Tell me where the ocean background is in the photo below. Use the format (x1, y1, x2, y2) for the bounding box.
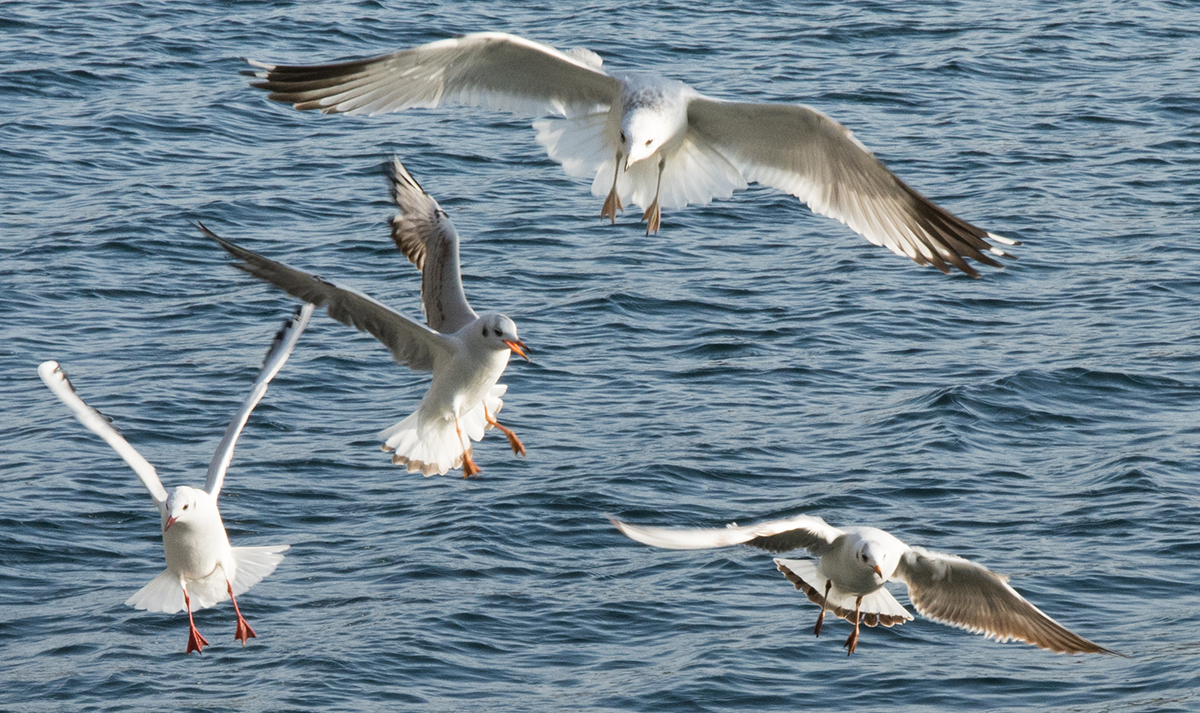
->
(4, 1, 1200, 710)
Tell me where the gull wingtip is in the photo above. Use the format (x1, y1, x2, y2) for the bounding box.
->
(37, 360, 61, 380)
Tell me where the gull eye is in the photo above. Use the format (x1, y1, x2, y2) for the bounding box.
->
(481, 325, 487, 337)
(619, 131, 626, 143)
(182, 504, 189, 511)
(645, 139, 653, 146)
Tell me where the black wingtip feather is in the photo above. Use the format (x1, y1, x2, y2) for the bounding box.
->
(262, 305, 306, 368)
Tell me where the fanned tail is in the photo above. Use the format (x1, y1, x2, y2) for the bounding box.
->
(126, 569, 185, 614)
(775, 558, 912, 627)
(534, 113, 612, 184)
(378, 385, 506, 476)
(231, 545, 289, 597)
(536, 114, 747, 213)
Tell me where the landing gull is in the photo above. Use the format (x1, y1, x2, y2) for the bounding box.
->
(37, 305, 311, 653)
(611, 515, 1117, 656)
(243, 31, 1018, 277)
(202, 159, 528, 477)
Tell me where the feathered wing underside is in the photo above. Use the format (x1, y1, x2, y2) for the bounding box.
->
(201, 223, 451, 372)
(386, 157, 478, 333)
(38, 361, 168, 515)
(204, 304, 313, 500)
(686, 98, 1017, 277)
(896, 547, 1115, 654)
(611, 515, 842, 554)
(775, 558, 912, 627)
(246, 32, 621, 119)
(379, 383, 506, 475)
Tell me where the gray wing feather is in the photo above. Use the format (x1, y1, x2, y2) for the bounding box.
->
(687, 98, 1017, 278)
(896, 547, 1116, 654)
(37, 361, 169, 516)
(245, 32, 621, 118)
(386, 157, 478, 334)
(204, 303, 313, 501)
(201, 223, 451, 371)
(611, 515, 842, 555)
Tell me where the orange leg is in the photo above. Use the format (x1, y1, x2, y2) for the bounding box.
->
(455, 418, 481, 478)
(183, 588, 209, 654)
(843, 595, 863, 656)
(601, 150, 623, 223)
(642, 157, 665, 235)
(484, 406, 526, 456)
(227, 580, 257, 645)
(813, 580, 832, 637)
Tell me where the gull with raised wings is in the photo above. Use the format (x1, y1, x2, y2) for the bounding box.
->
(244, 32, 1017, 276)
(202, 160, 527, 477)
(611, 515, 1117, 656)
(37, 305, 311, 653)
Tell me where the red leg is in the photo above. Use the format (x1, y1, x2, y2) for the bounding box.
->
(814, 580, 832, 637)
(227, 580, 257, 645)
(183, 589, 209, 654)
(843, 595, 863, 655)
(484, 406, 526, 456)
(456, 418, 481, 478)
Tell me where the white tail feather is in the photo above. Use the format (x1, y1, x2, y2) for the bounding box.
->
(126, 569, 185, 614)
(379, 385, 507, 476)
(231, 544, 289, 597)
(775, 557, 913, 624)
(125, 545, 288, 613)
(534, 113, 613, 184)
(536, 114, 748, 213)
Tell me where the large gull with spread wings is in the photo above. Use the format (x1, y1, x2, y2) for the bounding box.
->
(612, 515, 1117, 656)
(37, 305, 310, 653)
(245, 32, 1017, 277)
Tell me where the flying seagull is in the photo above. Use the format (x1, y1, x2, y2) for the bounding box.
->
(244, 32, 1017, 277)
(611, 515, 1117, 656)
(202, 162, 527, 476)
(37, 305, 310, 653)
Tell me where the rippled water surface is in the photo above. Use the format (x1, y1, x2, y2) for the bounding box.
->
(4, 1, 1200, 711)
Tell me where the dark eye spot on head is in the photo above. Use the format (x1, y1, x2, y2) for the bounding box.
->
(183, 504, 189, 510)
(645, 139, 653, 146)
(481, 325, 487, 337)
(620, 131, 627, 143)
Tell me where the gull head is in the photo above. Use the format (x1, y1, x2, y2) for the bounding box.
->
(854, 539, 893, 583)
(163, 486, 212, 533)
(621, 109, 677, 169)
(620, 78, 688, 169)
(477, 314, 528, 361)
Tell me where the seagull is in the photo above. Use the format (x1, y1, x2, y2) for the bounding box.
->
(243, 31, 1018, 277)
(37, 305, 311, 653)
(201, 163, 527, 477)
(611, 515, 1117, 656)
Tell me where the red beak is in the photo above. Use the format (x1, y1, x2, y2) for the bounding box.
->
(503, 339, 529, 361)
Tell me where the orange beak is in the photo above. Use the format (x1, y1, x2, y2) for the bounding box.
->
(873, 565, 883, 577)
(503, 339, 529, 361)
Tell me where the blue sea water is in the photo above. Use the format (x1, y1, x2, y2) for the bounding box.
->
(4, 1, 1200, 710)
